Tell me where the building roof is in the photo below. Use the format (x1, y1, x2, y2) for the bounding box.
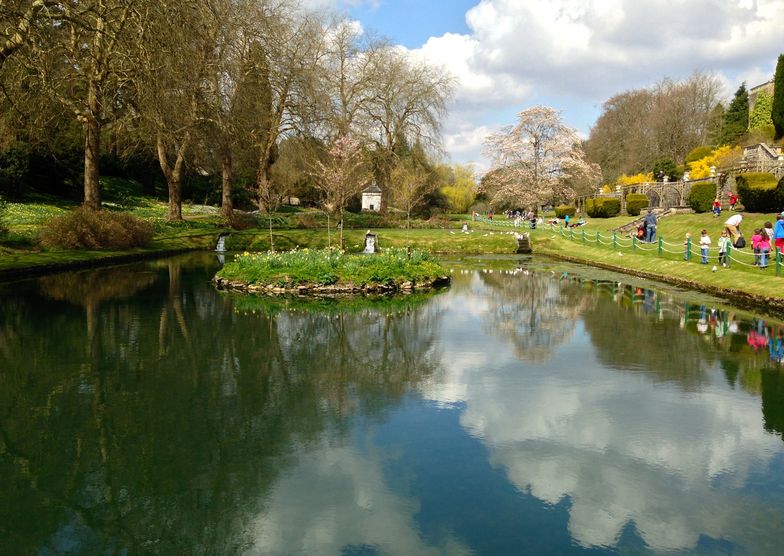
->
(362, 183, 382, 194)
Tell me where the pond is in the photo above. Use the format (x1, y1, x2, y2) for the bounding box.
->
(1, 253, 783, 555)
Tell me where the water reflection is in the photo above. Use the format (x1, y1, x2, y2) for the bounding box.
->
(0, 255, 444, 555)
(2, 256, 784, 554)
(426, 265, 784, 552)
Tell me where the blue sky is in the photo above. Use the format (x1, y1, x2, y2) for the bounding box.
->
(316, 0, 784, 171)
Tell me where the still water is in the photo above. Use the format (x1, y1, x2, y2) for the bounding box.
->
(1, 253, 784, 555)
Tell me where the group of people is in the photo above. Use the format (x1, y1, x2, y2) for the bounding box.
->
(691, 212, 784, 268)
(711, 192, 739, 217)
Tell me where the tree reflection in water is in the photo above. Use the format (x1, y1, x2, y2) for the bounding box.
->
(0, 255, 444, 554)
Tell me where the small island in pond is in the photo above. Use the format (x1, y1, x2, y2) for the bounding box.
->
(213, 248, 450, 295)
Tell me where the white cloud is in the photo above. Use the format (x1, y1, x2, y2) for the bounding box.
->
(248, 440, 471, 555)
(397, 0, 784, 165)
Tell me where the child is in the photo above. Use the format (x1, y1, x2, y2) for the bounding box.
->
(717, 229, 730, 267)
(759, 224, 772, 269)
(752, 228, 763, 266)
(699, 229, 711, 264)
(684, 232, 692, 261)
(636, 224, 645, 240)
(712, 198, 721, 217)
(729, 192, 737, 211)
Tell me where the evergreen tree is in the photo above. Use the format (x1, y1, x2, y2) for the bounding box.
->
(721, 84, 749, 145)
(773, 54, 784, 140)
(749, 90, 773, 130)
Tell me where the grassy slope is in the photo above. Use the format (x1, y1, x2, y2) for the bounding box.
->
(521, 211, 784, 307)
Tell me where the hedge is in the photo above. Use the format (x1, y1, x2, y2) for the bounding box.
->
(625, 193, 649, 216)
(586, 197, 621, 218)
(688, 182, 717, 213)
(736, 172, 782, 213)
(554, 205, 576, 218)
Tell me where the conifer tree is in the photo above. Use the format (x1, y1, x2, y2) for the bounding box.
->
(772, 54, 784, 140)
(721, 84, 749, 145)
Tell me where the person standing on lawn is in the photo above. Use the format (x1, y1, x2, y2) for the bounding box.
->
(759, 225, 772, 269)
(729, 192, 738, 211)
(700, 229, 711, 264)
(644, 209, 657, 243)
(717, 230, 730, 267)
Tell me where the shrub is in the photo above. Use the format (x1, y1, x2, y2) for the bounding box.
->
(554, 205, 576, 218)
(736, 173, 783, 213)
(586, 197, 621, 218)
(616, 173, 652, 187)
(625, 193, 649, 216)
(688, 145, 742, 179)
(685, 146, 714, 164)
(39, 208, 154, 249)
(688, 182, 717, 213)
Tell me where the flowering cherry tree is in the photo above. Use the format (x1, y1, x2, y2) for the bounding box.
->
(482, 106, 599, 209)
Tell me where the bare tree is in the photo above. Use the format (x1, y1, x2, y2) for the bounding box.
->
(135, 1, 225, 221)
(12, 0, 140, 210)
(390, 157, 438, 230)
(312, 135, 370, 249)
(362, 47, 454, 209)
(585, 71, 722, 183)
(483, 106, 595, 209)
(0, 0, 60, 69)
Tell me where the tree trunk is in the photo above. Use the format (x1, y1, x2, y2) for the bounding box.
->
(156, 133, 190, 222)
(339, 209, 344, 250)
(83, 116, 102, 211)
(168, 177, 183, 221)
(221, 150, 233, 219)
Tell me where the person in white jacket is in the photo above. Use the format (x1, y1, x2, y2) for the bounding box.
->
(700, 229, 711, 264)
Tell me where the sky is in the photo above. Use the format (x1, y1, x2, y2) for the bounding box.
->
(306, 0, 784, 172)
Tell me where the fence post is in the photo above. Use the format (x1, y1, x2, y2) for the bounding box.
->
(570, 227, 574, 241)
(633, 236, 637, 252)
(726, 243, 731, 268)
(658, 236, 663, 256)
(582, 229, 586, 244)
(596, 232, 600, 247)
(613, 233, 617, 250)
(777, 247, 781, 277)
(686, 237, 691, 262)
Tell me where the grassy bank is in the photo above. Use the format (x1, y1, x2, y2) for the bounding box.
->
(533, 232, 784, 311)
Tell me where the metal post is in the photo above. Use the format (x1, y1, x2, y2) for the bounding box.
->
(686, 237, 691, 262)
(582, 229, 586, 244)
(726, 243, 731, 268)
(633, 236, 637, 252)
(658, 236, 662, 256)
(613, 233, 617, 250)
(596, 232, 600, 247)
(777, 247, 781, 277)
(570, 227, 574, 241)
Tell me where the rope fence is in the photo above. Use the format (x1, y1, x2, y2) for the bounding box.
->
(475, 216, 784, 277)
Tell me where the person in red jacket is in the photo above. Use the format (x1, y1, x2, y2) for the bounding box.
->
(729, 192, 738, 211)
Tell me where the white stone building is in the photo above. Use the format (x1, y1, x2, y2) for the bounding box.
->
(361, 183, 382, 212)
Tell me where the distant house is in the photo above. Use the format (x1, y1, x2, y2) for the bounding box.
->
(361, 183, 382, 212)
(743, 143, 783, 162)
(749, 79, 774, 109)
